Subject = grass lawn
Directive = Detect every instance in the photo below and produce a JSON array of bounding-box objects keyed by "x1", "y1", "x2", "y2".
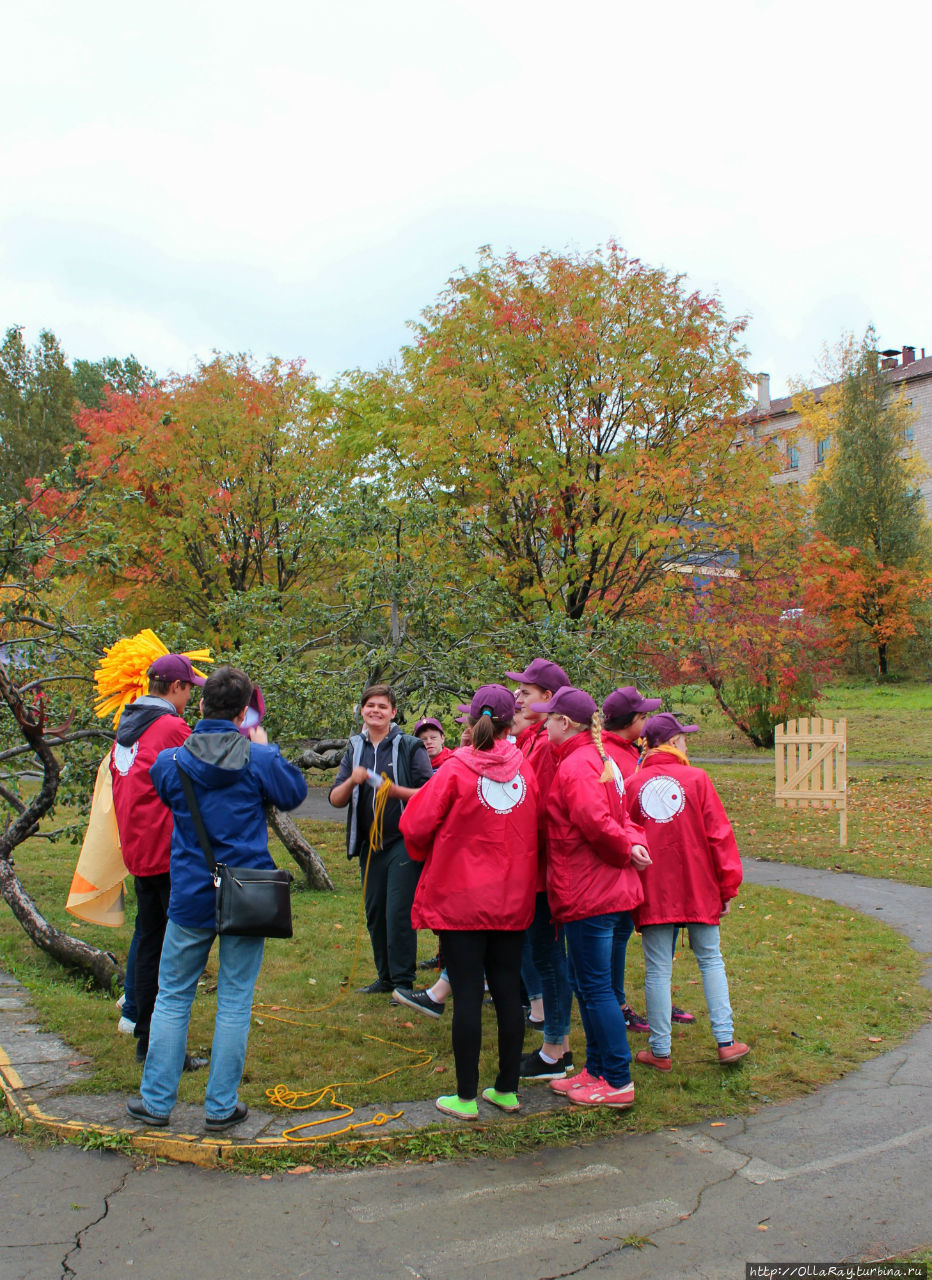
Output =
[
  {"x1": 714, "y1": 764, "x2": 932, "y2": 885},
  {"x1": 671, "y1": 678, "x2": 931, "y2": 763},
  {"x1": 1, "y1": 675, "x2": 928, "y2": 1164},
  {"x1": 1, "y1": 813, "x2": 928, "y2": 1166}
]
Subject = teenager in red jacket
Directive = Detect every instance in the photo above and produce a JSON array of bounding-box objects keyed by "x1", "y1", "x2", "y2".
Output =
[
  {"x1": 532, "y1": 687, "x2": 652, "y2": 1110},
  {"x1": 505, "y1": 658, "x2": 579, "y2": 1083},
  {"x1": 412, "y1": 717, "x2": 456, "y2": 770},
  {"x1": 399, "y1": 684, "x2": 538, "y2": 1121},
  {"x1": 110, "y1": 654, "x2": 203, "y2": 1067},
  {"x1": 626, "y1": 713, "x2": 749, "y2": 1070}
]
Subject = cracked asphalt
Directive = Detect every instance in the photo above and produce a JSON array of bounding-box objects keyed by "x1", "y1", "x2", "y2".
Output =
[{"x1": 2, "y1": 857, "x2": 931, "y2": 1280}]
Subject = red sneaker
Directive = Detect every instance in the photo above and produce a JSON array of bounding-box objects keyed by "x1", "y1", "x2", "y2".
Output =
[
  {"x1": 717, "y1": 1041, "x2": 750, "y2": 1063},
  {"x1": 569, "y1": 1079, "x2": 635, "y2": 1109},
  {"x1": 635, "y1": 1049, "x2": 673, "y2": 1072},
  {"x1": 550, "y1": 1068, "x2": 598, "y2": 1095}
]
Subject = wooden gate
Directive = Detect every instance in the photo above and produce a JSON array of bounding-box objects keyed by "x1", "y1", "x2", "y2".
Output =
[{"x1": 774, "y1": 717, "x2": 847, "y2": 846}]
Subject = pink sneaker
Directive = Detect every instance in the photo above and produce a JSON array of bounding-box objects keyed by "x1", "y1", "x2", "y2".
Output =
[
  {"x1": 569, "y1": 1078, "x2": 635, "y2": 1109},
  {"x1": 550, "y1": 1068, "x2": 598, "y2": 1095}
]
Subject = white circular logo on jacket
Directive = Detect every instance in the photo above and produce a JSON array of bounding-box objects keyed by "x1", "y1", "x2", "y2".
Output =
[
  {"x1": 478, "y1": 773, "x2": 527, "y2": 813},
  {"x1": 638, "y1": 775, "x2": 686, "y2": 823},
  {"x1": 112, "y1": 742, "x2": 138, "y2": 776}
]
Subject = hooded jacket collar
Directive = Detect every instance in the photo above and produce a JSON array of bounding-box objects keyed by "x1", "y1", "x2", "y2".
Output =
[{"x1": 456, "y1": 739, "x2": 525, "y2": 782}]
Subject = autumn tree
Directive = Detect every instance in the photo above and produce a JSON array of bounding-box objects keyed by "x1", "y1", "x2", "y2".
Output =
[
  {"x1": 352, "y1": 245, "x2": 758, "y2": 626},
  {"x1": 71, "y1": 354, "x2": 348, "y2": 627},
  {"x1": 795, "y1": 329, "x2": 931, "y2": 676},
  {"x1": 1, "y1": 462, "x2": 127, "y2": 988}
]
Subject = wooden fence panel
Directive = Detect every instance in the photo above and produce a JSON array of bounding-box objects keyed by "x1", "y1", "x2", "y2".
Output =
[{"x1": 775, "y1": 718, "x2": 847, "y2": 844}]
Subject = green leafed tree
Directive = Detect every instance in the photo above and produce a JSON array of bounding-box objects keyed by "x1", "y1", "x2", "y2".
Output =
[
  {"x1": 0, "y1": 326, "x2": 78, "y2": 505},
  {"x1": 795, "y1": 328, "x2": 931, "y2": 676}
]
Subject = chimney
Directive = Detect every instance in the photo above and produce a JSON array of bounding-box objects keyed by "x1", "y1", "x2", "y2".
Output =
[
  {"x1": 757, "y1": 372, "x2": 771, "y2": 413},
  {"x1": 902, "y1": 346, "x2": 916, "y2": 367}
]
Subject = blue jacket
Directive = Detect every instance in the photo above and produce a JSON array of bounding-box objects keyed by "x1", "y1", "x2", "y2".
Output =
[{"x1": 150, "y1": 719, "x2": 308, "y2": 930}]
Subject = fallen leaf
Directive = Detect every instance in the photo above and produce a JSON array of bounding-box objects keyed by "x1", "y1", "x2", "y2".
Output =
[
  {"x1": 757, "y1": 1224, "x2": 769, "y2": 1231},
  {"x1": 260, "y1": 1174, "x2": 272, "y2": 1180},
  {"x1": 399, "y1": 1020, "x2": 414, "y2": 1029},
  {"x1": 287, "y1": 1165, "x2": 313, "y2": 1175},
  {"x1": 868, "y1": 1036, "x2": 883, "y2": 1043},
  {"x1": 710, "y1": 1122, "x2": 726, "y2": 1127}
]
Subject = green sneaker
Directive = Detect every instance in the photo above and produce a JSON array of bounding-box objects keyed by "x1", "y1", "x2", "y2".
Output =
[
  {"x1": 481, "y1": 1087, "x2": 521, "y2": 1113},
  {"x1": 435, "y1": 1094, "x2": 479, "y2": 1120}
]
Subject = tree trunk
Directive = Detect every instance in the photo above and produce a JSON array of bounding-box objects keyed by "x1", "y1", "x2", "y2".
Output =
[
  {"x1": 0, "y1": 858, "x2": 123, "y2": 989},
  {"x1": 0, "y1": 661, "x2": 123, "y2": 991},
  {"x1": 266, "y1": 805, "x2": 334, "y2": 891},
  {"x1": 877, "y1": 642, "x2": 888, "y2": 679}
]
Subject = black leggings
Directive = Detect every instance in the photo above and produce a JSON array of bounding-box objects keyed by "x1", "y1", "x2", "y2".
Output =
[{"x1": 438, "y1": 929, "x2": 525, "y2": 1100}]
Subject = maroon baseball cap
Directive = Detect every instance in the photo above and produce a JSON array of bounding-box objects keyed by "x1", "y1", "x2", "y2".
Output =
[
  {"x1": 148, "y1": 654, "x2": 207, "y2": 686},
  {"x1": 457, "y1": 684, "x2": 517, "y2": 722},
  {"x1": 413, "y1": 717, "x2": 444, "y2": 737},
  {"x1": 643, "y1": 712, "x2": 699, "y2": 748},
  {"x1": 528, "y1": 686, "x2": 597, "y2": 722},
  {"x1": 503, "y1": 658, "x2": 570, "y2": 693},
  {"x1": 603, "y1": 686, "x2": 662, "y2": 722},
  {"x1": 237, "y1": 685, "x2": 266, "y2": 737}
]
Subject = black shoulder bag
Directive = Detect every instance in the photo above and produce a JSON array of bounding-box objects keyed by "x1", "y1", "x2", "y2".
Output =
[{"x1": 176, "y1": 762, "x2": 293, "y2": 939}]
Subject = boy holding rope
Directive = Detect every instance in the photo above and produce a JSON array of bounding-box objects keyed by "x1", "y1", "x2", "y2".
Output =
[{"x1": 329, "y1": 685, "x2": 432, "y2": 996}]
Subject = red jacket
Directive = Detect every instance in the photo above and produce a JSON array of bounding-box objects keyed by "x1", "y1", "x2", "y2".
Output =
[
  {"x1": 602, "y1": 730, "x2": 641, "y2": 778},
  {"x1": 430, "y1": 746, "x2": 457, "y2": 770},
  {"x1": 544, "y1": 732, "x2": 645, "y2": 924},
  {"x1": 626, "y1": 752, "x2": 742, "y2": 927},
  {"x1": 400, "y1": 740, "x2": 538, "y2": 932},
  {"x1": 517, "y1": 719, "x2": 560, "y2": 890},
  {"x1": 110, "y1": 701, "x2": 191, "y2": 877}
]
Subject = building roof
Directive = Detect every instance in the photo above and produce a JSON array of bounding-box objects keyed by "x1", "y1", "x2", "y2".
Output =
[{"x1": 747, "y1": 352, "x2": 932, "y2": 425}]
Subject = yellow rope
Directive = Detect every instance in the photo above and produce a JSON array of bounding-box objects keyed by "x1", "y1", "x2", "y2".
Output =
[
  {"x1": 262, "y1": 1030, "x2": 433, "y2": 1142},
  {"x1": 369, "y1": 773, "x2": 392, "y2": 856}
]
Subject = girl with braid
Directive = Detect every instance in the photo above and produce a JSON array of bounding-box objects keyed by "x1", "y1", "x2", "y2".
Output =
[{"x1": 530, "y1": 687, "x2": 652, "y2": 1109}]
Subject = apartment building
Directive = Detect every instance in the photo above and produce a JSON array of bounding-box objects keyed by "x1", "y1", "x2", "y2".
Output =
[{"x1": 748, "y1": 345, "x2": 932, "y2": 517}]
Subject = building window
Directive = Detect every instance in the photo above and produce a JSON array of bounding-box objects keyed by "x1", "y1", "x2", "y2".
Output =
[
  {"x1": 786, "y1": 446, "x2": 799, "y2": 471},
  {"x1": 816, "y1": 437, "x2": 830, "y2": 465},
  {"x1": 904, "y1": 425, "x2": 915, "y2": 443}
]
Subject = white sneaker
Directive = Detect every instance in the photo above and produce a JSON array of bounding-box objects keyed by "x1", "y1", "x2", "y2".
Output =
[{"x1": 117, "y1": 1016, "x2": 136, "y2": 1034}]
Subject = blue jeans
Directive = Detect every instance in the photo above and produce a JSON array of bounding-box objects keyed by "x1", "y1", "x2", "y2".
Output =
[
  {"x1": 563, "y1": 913, "x2": 633, "y2": 1088},
  {"x1": 140, "y1": 920, "x2": 265, "y2": 1121},
  {"x1": 528, "y1": 892, "x2": 573, "y2": 1042},
  {"x1": 641, "y1": 923, "x2": 734, "y2": 1057}
]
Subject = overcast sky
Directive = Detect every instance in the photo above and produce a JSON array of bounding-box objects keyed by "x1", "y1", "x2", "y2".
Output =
[{"x1": 3, "y1": 0, "x2": 929, "y2": 398}]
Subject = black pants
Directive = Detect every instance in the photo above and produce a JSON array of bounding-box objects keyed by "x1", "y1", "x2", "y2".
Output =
[
  {"x1": 132, "y1": 872, "x2": 171, "y2": 1054},
  {"x1": 439, "y1": 929, "x2": 525, "y2": 1101},
  {"x1": 359, "y1": 836, "x2": 421, "y2": 988}
]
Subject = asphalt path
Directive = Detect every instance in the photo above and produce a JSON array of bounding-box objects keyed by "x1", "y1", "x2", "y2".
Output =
[{"x1": 2, "y1": 857, "x2": 930, "y2": 1279}]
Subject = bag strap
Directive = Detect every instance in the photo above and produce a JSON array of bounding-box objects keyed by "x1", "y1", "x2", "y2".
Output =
[{"x1": 175, "y1": 759, "x2": 219, "y2": 880}]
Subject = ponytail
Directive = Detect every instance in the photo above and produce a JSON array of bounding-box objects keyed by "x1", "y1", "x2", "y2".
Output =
[{"x1": 469, "y1": 712, "x2": 510, "y2": 751}]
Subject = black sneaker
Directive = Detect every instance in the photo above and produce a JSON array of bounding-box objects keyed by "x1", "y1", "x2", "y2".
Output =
[
  {"x1": 520, "y1": 1049, "x2": 567, "y2": 1081},
  {"x1": 183, "y1": 1053, "x2": 209, "y2": 1072},
  {"x1": 356, "y1": 978, "x2": 394, "y2": 994},
  {"x1": 125, "y1": 1096, "x2": 170, "y2": 1127},
  {"x1": 622, "y1": 1004, "x2": 650, "y2": 1033},
  {"x1": 418, "y1": 953, "x2": 440, "y2": 971},
  {"x1": 392, "y1": 987, "x2": 445, "y2": 1018},
  {"x1": 205, "y1": 1102, "x2": 248, "y2": 1132}
]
